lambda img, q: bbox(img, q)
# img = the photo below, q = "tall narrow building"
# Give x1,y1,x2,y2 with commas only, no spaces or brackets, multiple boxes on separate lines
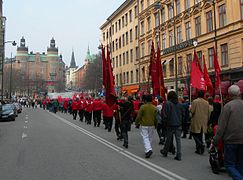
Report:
65,50,78,89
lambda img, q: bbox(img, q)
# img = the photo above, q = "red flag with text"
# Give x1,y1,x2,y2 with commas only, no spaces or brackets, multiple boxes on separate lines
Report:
214,48,221,89
203,55,213,94
190,51,206,90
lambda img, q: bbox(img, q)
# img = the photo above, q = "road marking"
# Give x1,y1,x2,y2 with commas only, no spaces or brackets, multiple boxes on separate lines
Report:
49,112,186,180
22,133,27,139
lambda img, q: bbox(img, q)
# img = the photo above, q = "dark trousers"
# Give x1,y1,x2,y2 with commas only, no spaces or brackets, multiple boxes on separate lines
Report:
192,130,204,153
121,122,130,146
85,112,92,124
78,109,85,122
157,123,166,142
93,110,101,127
224,144,243,179
104,116,113,132
115,120,122,138
163,126,181,158
73,110,77,120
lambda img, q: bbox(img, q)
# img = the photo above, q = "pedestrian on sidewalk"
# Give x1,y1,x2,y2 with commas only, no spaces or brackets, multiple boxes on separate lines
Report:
160,91,184,161
190,90,210,155
135,94,157,158
214,85,243,179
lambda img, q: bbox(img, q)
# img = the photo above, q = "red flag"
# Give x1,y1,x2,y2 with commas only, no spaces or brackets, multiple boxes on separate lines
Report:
191,51,206,90
149,42,159,96
156,45,166,99
105,47,117,106
102,46,107,88
213,48,221,89
203,55,213,94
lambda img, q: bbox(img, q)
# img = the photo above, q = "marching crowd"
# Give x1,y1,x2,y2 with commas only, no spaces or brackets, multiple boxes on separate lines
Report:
36,85,243,180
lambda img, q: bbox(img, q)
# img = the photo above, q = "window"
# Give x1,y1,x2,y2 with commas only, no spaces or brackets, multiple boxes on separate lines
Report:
130,49,133,63
241,0,243,19
141,0,144,11
122,16,125,28
178,57,183,75
123,53,125,65
119,54,122,66
125,13,128,25
163,64,167,77
169,59,174,76
119,73,122,85
208,48,214,69
136,46,139,59
135,26,138,39
221,44,228,66
118,19,121,30
169,5,173,19
155,12,159,27
129,10,133,22
112,41,114,52
197,51,202,69
186,54,192,73
147,17,151,31
126,51,129,64
141,21,145,35
136,69,139,82
131,70,133,83
169,30,173,47
219,4,226,28
126,72,129,84
103,33,105,42
116,74,119,85
115,39,118,50
123,72,126,84
161,8,165,23
195,16,201,36
122,34,125,47
147,0,150,7
115,22,118,32
185,21,191,40
185,0,190,10
162,33,166,49
195,0,201,5
135,5,138,17
141,43,145,57
130,29,133,42
177,26,182,43
142,67,145,81
126,32,128,45
148,40,152,54
206,11,213,32
176,0,180,15
116,56,118,68
119,37,121,48
112,25,114,35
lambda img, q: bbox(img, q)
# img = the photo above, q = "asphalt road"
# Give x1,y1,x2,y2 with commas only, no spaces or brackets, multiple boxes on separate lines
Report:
0,108,231,180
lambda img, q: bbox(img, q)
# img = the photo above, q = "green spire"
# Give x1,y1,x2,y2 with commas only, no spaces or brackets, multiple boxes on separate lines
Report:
85,45,92,62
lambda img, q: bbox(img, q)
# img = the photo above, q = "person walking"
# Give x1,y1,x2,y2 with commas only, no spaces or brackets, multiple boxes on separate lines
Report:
156,97,165,145
135,94,157,158
71,98,79,120
190,90,210,154
117,96,133,148
102,101,117,132
92,98,103,127
160,91,184,161
214,85,243,180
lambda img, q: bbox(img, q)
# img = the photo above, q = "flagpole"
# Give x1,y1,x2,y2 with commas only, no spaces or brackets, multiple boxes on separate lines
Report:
219,85,223,108
189,85,192,105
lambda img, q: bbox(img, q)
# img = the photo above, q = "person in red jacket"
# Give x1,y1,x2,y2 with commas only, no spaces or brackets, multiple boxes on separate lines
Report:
93,98,103,127
102,101,117,132
78,97,85,122
71,98,79,120
63,100,68,113
132,97,140,122
42,99,46,110
85,98,93,125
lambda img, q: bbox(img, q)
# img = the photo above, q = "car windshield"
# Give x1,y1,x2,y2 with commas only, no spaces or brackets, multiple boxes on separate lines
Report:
2,104,13,111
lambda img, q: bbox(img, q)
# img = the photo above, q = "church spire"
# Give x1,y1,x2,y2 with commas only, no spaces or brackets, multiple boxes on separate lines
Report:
85,45,92,63
70,50,77,68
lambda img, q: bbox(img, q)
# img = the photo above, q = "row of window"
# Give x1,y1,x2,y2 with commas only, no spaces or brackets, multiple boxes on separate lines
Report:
115,69,139,86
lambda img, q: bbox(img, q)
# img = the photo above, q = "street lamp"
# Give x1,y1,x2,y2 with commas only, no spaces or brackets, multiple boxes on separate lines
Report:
193,40,198,51
5,41,17,101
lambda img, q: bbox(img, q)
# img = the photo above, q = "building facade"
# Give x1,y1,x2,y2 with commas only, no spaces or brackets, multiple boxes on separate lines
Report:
6,37,66,96
101,0,243,96
65,51,78,90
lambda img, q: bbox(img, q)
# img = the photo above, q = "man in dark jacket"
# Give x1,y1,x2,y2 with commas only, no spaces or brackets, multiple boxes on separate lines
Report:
160,91,184,161
117,96,133,148
214,85,243,179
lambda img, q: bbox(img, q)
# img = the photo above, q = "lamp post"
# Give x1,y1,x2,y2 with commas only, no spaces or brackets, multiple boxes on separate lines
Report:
154,1,177,93
0,16,6,101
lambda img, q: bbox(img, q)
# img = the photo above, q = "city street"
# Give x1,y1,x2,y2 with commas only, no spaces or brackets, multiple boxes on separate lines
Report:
0,108,231,180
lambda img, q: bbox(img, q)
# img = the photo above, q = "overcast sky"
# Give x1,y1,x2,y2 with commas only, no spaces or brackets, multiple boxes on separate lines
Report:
4,0,124,66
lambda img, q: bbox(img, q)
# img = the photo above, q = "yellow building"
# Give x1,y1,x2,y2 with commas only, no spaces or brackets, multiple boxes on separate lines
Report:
101,0,243,96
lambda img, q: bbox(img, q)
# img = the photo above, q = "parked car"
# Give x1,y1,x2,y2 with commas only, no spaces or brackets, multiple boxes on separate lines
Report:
0,104,17,121
14,103,22,113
